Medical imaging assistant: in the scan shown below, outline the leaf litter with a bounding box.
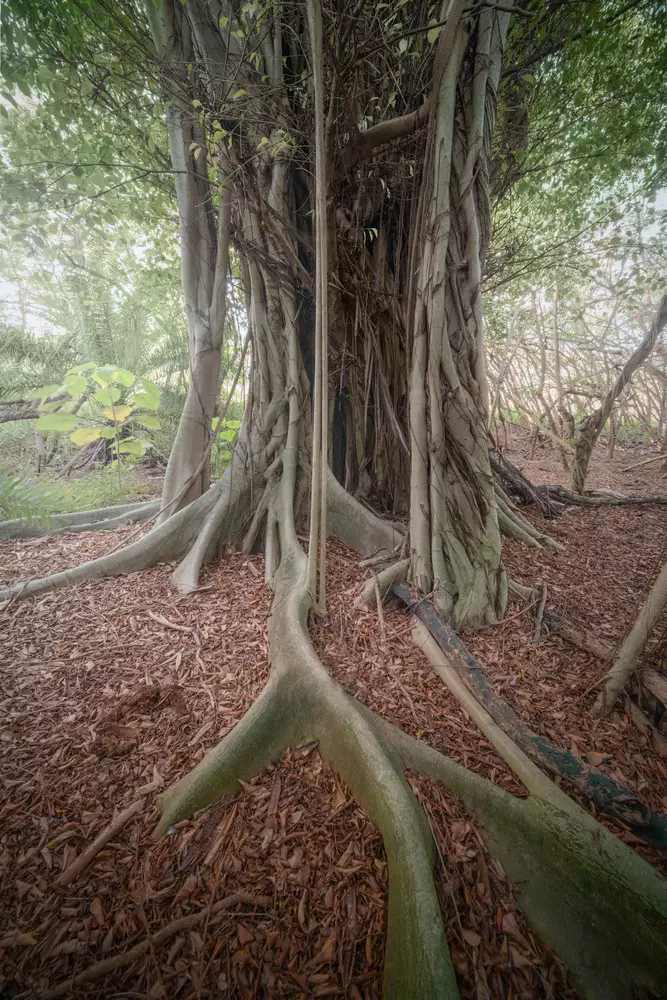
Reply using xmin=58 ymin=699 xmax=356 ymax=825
xmin=1 ymin=437 xmax=666 ymax=997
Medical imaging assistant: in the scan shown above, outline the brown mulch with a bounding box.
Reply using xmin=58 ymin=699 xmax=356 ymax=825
xmin=1 ymin=436 xmax=666 ymax=998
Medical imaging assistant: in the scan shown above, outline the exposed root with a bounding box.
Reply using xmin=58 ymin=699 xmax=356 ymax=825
xmin=359 ymin=557 xmax=410 ymax=606
xmin=381 ymin=713 xmax=667 ymax=1000
xmin=407 ymin=605 xmax=667 ymax=849
xmin=0 ymin=487 xmax=219 ymax=607
xmin=39 ymin=893 xmax=271 ymax=1000
xmin=327 ymin=469 xmax=404 ymax=557
xmin=496 ymin=490 xmax=565 ymax=551
xmin=497 ymin=506 xmax=543 ymax=549
xmin=0 ymin=500 xmax=159 ymax=541
xmin=154 ymin=676 xmax=299 ymax=837
xmin=507 ymin=577 xmax=538 ymax=601
xmin=155 ymin=473 xmax=458 ymax=996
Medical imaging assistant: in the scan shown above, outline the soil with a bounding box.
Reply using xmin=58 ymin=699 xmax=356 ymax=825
xmin=1 ymin=431 xmax=665 ymax=999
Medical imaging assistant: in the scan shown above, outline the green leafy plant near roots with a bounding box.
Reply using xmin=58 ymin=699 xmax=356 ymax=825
xmin=2 ymin=0 xmax=667 ymax=998
xmin=27 ymin=362 xmax=161 ymax=458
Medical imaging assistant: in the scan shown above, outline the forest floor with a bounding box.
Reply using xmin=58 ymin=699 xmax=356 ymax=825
xmin=1 ymin=430 xmax=666 ymax=1000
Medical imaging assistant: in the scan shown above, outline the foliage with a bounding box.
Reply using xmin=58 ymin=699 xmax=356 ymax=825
xmin=0 ymin=473 xmax=57 ymax=523
xmin=26 ymin=362 xmax=162 ymax=464
xmin=211 ymin=416 xmax=242 ymax=478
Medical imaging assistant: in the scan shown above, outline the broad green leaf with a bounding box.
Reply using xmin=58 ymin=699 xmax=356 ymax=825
xmin=91 ymin=366 xmax=116 ymax=386
xmin=130 ymin=391 xmax=160 ymax=410
xmin=25 ymin=383 xmax=61 ymax=401
xmin=136 ymin=415 xmax=161 ymax=429
xmin=99 ymin=427 xmax=118 ymax=439
xmin=226 ymin=419 xmax=241 ymax=429
xmin=94 ymin=387 xmax=121 ymax=406
xmin=232 ymin=89 xmax=247 ymax=100
xmin=137 ymin=377 xmax=161 ymax=399
xmin=219 ymin=428 xmax=236 ymax=441
xmin=66 ymin=362 xmax=96 ymax=374
xmin=63 ymin=374 xmax=88 ymax=396
xmin=35 ymin=413 xmax=79 ymax=432
xmin=117 ymin=440 xmax=146 ymax=455
xmin=104 ymin=405 xmax=133 ymax=422
xmin=111 ymin=368 xmax=136 ymax=387
xmin=70 ymin=427 xmax=102 ymax=446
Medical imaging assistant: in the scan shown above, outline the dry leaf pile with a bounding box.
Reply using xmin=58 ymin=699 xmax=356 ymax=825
xmin=1 ymin=436 xmax=666 ymax=997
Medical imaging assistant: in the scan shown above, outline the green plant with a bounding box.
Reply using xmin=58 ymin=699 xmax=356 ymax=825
xmin=211 ymin=416 xmax=241 ymax=478
xmin=26 ymin=362 xmax=162 ymax=497
xmin=0 ymin=474 xmax=57 ymax=524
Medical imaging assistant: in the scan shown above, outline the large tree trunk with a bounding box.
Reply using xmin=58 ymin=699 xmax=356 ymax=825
xmin=408 ymin=7 xmax=509 ymax=628
xmin=572 ymin=295 xmax=667 ymax=492
xmin=5 ymin=4 xmax=667 ymax=997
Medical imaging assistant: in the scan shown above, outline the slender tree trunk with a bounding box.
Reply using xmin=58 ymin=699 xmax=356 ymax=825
xmin=572 ymin=295 xmax=667 ymax=492
xmin=595 ymin=550 xmax=667 ymax=716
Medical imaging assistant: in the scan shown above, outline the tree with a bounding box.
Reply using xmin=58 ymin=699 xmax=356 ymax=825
xmin=3 ymin=1 xmax=667 ymax=996
xmin=572 ymin=295 xmax=667 ymax=491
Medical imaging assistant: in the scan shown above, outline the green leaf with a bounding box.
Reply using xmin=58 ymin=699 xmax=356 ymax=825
xmin=91 ymin=366 xmax=116 ymax=386
xmin=35 ymin=413 xmax=79 ymax=432
xmin=138 ymin=377 xmax=161 ymax=399
xmin=427 ymin=25 xmax=442 ymax=45
xmin=130 ymin=391 xmax=160 ymax=411
xmin=99 ymin=427 xmax=118 ymax=439
xmin=398 ymin=38 xmax=408 ymax=54
xmin=116 ymin=440 xmax=146 ymax=455
xmin=104 ymin=404 xmax=133 ymax=422
xmin=25 ymin=384 xmax=61 ymax=401
xmin=94 ymin=387 xmax=122 ymax=406
xmin=232 ymin=89 xmax=247 ymax=100
xmin=219 ymin=428 xmax=236 ymax=441
xmin=70 ymin=427 xmax=102 ymax=446
xmin=136 ymin=414 xmax=161 ymax=429
xmin=110 ymin=368 xmax=136 ymax=387
xmin=63 ymin=374 xmax=88 ymax=396
xmin=66 ymin=362 xmax=96 ymax=375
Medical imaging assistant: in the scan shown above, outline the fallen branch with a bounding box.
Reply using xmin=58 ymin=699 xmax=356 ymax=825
xmin=40 ymin=892 xmax=272 ymax=999
xmin=542 ymin=610 xmax=667 ymax=739
xmin=620 ymin=454 xmax=665 ymax=473
xmin=396 ymin=583 xmax=667 ymax=850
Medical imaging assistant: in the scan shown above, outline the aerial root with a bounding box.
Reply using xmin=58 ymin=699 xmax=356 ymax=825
xmin=496 ymin=490 xmax=565 ymax=551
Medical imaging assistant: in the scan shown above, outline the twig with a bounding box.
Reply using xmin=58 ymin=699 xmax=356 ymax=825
xmin=40 ymin=893 xmax=272 ymax=999
xmin=533 ymin=579 xmax=548 ymax=644
xmin=56 ymin=797 xmax=145 ymax=887
xmin=147 ymin=610 xmax=193 ymax=633
xmin=372 ymin=572 xmax=387 ymax=645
